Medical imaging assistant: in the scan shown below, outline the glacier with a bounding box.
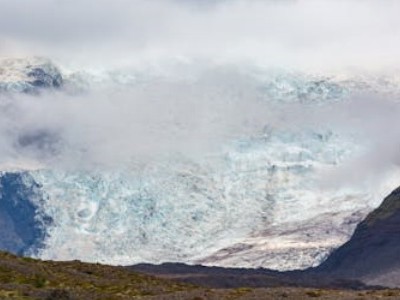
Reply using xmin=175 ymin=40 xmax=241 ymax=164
xmin=25 ymin=129 xmax=399 ymax=269
xmin=0 ymin=58 xmax=399 ymax=270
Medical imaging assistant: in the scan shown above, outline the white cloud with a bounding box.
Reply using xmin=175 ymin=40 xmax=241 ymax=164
xmin=0 ymin=0 xmax=399 ymax=70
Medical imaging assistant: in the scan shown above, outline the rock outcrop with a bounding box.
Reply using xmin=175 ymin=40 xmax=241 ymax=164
xmin=0 ymin=172 xmax=51 ymax=255
xmin=316 ymin=186 xmax=400 ymax=287
xmin=0 ymin=57 xmax=63 ymax=93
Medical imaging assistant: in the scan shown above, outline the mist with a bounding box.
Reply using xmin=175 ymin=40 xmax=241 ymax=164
xmin=0 ymin=0 xmax=399 ymax=184
xmin=0 ymin=66 xmax=270 ymax=169
xmin=0 ymin=68 xmax=399 ymax=183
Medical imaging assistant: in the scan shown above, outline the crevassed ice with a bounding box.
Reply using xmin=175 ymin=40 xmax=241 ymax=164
xmin=27 ymin=127 xmax=365 ymax=266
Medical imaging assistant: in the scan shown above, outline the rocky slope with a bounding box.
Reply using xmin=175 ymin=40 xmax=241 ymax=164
xmin=316 ymin=186 xmax=400 ymax=287
xmin=0 ymin=173 xmax=51 ymax=255
xmin=0 ymin=57 xmax=62 ymax=93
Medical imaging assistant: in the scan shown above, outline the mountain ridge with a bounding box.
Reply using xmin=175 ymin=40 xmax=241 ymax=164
xmin=315 ymin=186 xmax=400 ymax=287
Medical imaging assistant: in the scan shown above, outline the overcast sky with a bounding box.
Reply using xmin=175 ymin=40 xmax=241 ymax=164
xmin=0 ymin=0 xmax=399 ymax=70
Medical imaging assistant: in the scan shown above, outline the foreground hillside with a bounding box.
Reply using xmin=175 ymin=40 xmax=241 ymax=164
xmin=0 ymin=251 xmax=398 ymax=299
xmin=0 ymin=251 xmax=193 ymax=299
xmin=316 ymin=186 xmax=400 ymax=287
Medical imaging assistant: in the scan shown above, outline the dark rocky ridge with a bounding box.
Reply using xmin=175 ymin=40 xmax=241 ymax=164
xmin=0 ymin=57 xmax=63 ymax=94
xmin=130 ymin=262 xmax=370 ymax=290
xmin=315 ymin=186 xmax=400 ymax=287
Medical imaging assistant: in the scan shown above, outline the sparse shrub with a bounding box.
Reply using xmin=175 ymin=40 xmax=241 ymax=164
xmin=305 ymin=290 xmax=322 ymax=297
xmin=383 ymin=290 xmax=396 ymax=297
xmin=0 ymin=275 xmax=11 ymax=284
xmin=140 ymin=290 xmax=155 ymax=296
xmin=46 ymin=289 xmax=71 ymax=300
xmin=33 ymin=275 xmax=48 ymax=288
xmin=21 ymin=256 xmax=35 ymax=263
xmin=235 ymin=287 xmax=252 ymax=294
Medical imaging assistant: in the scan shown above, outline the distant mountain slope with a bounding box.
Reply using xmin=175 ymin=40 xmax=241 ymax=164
xmin=316 ymin=186 xmax=400 ymax=287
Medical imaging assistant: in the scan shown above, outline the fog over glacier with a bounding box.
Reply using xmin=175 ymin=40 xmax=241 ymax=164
xmin=0 ymin=0 xmax=400 ymax=269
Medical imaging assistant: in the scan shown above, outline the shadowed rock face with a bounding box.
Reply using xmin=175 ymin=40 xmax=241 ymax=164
xmin=0 ymin=173 xmax=51 ymax=255
xmin=0 ymin=57 xmax=63 ymax=94
xmin=316 ymin=186 xmax=400 ymax=287
xmin=27 ymin=66 xmax=62 ymax=89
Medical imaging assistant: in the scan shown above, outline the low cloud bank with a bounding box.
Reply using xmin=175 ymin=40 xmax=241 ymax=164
xmin=0 ymin=0 xmax=399 ymax=70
